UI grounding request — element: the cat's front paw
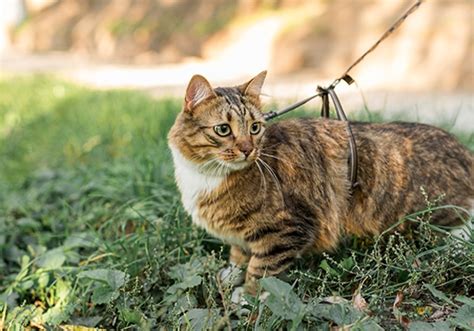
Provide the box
[218,263,245,286]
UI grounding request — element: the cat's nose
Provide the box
[237,140,253,158]
[241,148,253,157]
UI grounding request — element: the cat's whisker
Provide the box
[258,159,281,191]
[197,158,217,173]
[257,157,285,205]
[255,159,269,210]
[255,159,267,197]
[259,142,282,151]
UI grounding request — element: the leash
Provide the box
[263,0,424,191]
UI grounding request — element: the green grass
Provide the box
[0,76,472,330]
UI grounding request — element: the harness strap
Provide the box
[320,91,330,118]
[263,93,321,121]
[327,88,359,190]
[317,85,359,191]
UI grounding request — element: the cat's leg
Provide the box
[219,245,249,286]
[229,245,250,267]
[243,219,312,294]
[220,246,252,311]
[229,250,297,308]
[244,248,300,295]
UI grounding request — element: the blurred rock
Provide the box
[12,0,237,63]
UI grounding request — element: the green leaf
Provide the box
[166,275,202,295]
[42,278,74,324]
[63,232,97,249]
[42,302,75,325]
[20,280,34,290]
[0,292,19,310]
[450,304,474,329]
[260,277,294,297]
[175,294,198,312]
[455,295,474,307]
[181,308,221,331]
[91,286,119,305]
[16,255,31,281]
[180,275,202,289]
[55,278,71,302]
[320,260,340,276]
[119,308,145,324]
[36,248,66,269]
[352,319,384,331]
[169,259,204,281]
[308,301,333,320]
[328,303,362,325]
[38,272,50,289]
[424,284,455,306]
[77,268,128,290]
[17,217,41,230]
[409,321,451,331]
[260,277,306,324]
[341,257,355,271]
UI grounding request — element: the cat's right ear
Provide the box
[184,75,216,112]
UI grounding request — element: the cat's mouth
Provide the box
[215,150,259,172]
[225,159,254,171]
[217,155,259,173]
[198,157,255,176]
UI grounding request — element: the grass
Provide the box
[0,75,472,330]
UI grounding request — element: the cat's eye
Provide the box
[214,124,232,137]
[250,122,261,135]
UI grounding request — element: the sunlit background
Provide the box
[1,0,473,129]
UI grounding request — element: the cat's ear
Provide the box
[239,70,267,98]
[184,74,216,112]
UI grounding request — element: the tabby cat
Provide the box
[168,71,473,294]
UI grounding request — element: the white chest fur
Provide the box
[169,146,248,248]
[169,146,223,229]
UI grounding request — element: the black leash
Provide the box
[263,0,423,191]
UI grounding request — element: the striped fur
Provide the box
[168,72,474,294]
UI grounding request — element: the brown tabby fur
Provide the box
[168,72,474,294]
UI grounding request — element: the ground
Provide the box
[0,76,473,330]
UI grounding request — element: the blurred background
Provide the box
[0,0,473,129]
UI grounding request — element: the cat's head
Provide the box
[168,71,267,174]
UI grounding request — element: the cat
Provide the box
[168,71,474,294]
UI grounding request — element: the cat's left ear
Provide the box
[184,74,216,112]
[239,70,267,98]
